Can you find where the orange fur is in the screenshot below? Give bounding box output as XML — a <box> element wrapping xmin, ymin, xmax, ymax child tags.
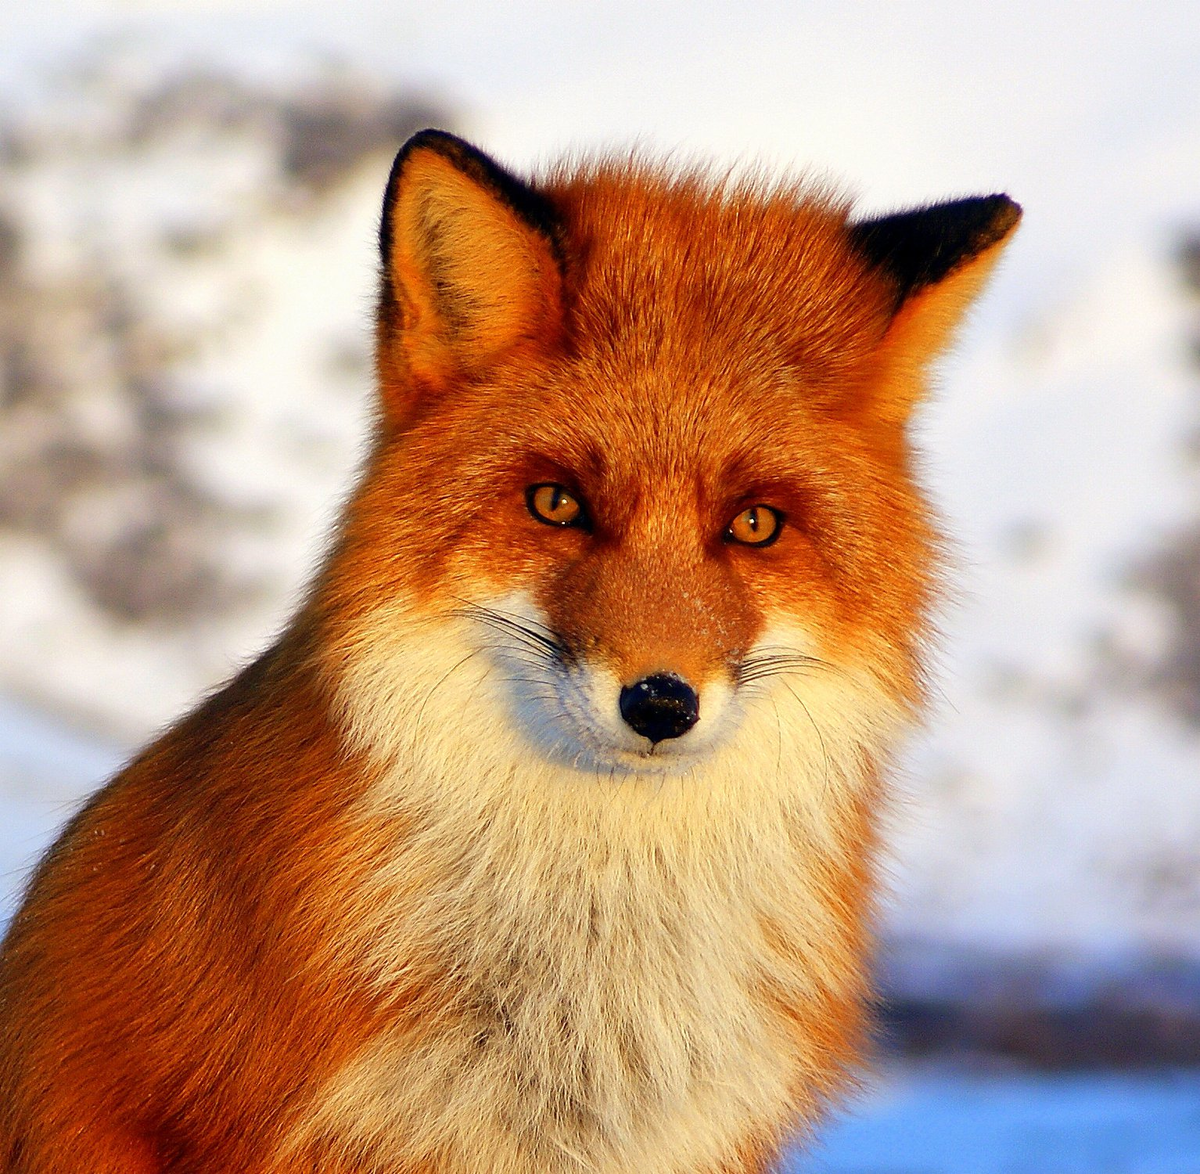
<box><xmin>0</xmin><ymin>131</ymin><xmax>1018</xmax><ymax>1173</ymax></box>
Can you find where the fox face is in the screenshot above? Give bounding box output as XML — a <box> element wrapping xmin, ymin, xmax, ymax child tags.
<box><xmin>346</xmin><ymin>345</ymin><xmax>885</xmax><ymax>776</ymax></box>
<box><xmin>318</xmin><ymin>133</ymin><xmax>1018</xmax><ymax>786</ymax></box>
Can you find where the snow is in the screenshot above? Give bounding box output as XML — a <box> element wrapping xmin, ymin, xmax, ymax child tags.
<box><xmin>790</xmin><ymin>1068</ymin><xmax>1200</xmax><ymax>1173</ymax></box>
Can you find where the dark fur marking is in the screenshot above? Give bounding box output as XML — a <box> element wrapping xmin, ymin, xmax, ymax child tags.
<box><xmin>849</xmin><ymin>195</ymin><xmax>1021</xmax><ymax>306</ymax></box>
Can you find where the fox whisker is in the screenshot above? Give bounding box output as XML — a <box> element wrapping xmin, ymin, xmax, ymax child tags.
<box><xmin>456</xmin><ymin>601</ymin><xmax>569</xmax><ymax>665</ymax></box>
<box><xmin>735</xmin><ymin>648</ymin><xmax>828</xmax><ymax>687</ymax></box>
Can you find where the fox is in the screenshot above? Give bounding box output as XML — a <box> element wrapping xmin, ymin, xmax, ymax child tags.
<box><xmin>0</xmin><ymin>129</ymin><xmax>1018</xmax><ymax>1173</ymax></box>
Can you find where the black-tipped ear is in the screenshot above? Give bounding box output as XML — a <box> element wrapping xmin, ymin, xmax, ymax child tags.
<box><xmin>375</xmin><ymin>130</ymin><xmax>565</xmax><ymax>412</ymax></box>
<box><xmin>849</xmin><ymin>195</ymin><xmax>1021</xmax><ymax>307</ymax></box>
<box><xmin>378</xmin><ymin>129</ymin><xmax>562</xmax><ymax>274</ymax></box>
<box><xmin>849</xmin><ymin>194</ymin><xmax>1021</xmax><ymax>426</ymax></box>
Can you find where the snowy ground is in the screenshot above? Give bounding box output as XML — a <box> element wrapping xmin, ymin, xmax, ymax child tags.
<box><xmin>790</xmin><ymin>1068</ymin><xmax>1200</xmax><ymax>1174</ymax></box>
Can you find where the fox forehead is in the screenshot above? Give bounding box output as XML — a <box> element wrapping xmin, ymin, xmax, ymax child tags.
<box><xmin>413</xmin><ymin>184</ymin><xmax>891</xmax><ymax>443</ymax></box>
<box><xmin>543</xmin><ymin>165</ymin><xmax>892</xmax><ymax>374</ymax></box>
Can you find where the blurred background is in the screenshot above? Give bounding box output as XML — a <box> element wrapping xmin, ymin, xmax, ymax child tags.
<box><xmin>2</xmin><ymin>2</ymin><xmax>1199</xmax><ymax>1168</ymax></box>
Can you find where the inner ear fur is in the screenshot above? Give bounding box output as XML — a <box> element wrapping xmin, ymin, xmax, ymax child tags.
<box><xmin>850</xmin><ymin>195</ymin><xmax>1022</xmax><ymax>426</ymax></box>
<box><xmin>377</xmin><ymin>130</ymin><xmax>565</xmax><ymax>411</ymax></box>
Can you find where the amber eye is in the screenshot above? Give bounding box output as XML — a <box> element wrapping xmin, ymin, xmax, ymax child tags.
<box><xmin>527</xmin><ymin>483</ymin><xmax>587</xmax><ymax>528</ymax></box>
<box><xmin>725</xmin><ymin>505</ymin><xmax>783</xmax><ymax>547</ymax></box>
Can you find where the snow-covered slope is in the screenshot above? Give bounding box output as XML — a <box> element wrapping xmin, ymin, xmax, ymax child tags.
<box><xmin>0</xmin><ymin>62</ymin><xmax>443</xmax><ymax>739</ymax></box>
<box><xmin>789</xmin><ymin>1068</ymin><xmax>1200</xmax><ymax>1173</ymax></box>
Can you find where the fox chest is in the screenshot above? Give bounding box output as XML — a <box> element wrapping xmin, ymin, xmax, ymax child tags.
<box><xmin>288</xmin><ymin>867</ymin><xmax>807</xmax><ymax>1174</ymax></box>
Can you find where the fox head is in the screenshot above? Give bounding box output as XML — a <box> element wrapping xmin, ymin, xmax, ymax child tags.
<box><xmin>317</xmin><ymin>130</ymin><xmax>1019</xmax><ymax>785</ymax></box>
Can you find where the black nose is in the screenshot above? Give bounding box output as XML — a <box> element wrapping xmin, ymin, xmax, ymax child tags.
<box><xmin>619</xmin><ymin>673</ymin><xmax>700</xmax><ymax>744</ymax></box>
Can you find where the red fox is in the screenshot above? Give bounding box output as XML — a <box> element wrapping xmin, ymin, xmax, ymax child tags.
<box><xmin>0</xmin><ymin>130</ymin><xmax>1018</xmax><ymax>1172</ymax></box>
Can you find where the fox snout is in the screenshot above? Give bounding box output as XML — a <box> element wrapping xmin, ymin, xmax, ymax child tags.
<box><xmin>464</xmin><ymin>589</ymin><xmax>745</xmax><ymax>772</ymax></box>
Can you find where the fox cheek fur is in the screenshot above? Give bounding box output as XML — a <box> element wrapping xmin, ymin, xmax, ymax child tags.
<box><xmin>0</xmin><ymin>127</ymin><xmax>1018</xmax><ymax>1173</ymax></box>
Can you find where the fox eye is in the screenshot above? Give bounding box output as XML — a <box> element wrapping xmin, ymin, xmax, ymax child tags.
<box><xmin>527</xmin><ymin>483</ymin><xmax>587</xmax><ymax>528</ymax></box>
<box><xmin>725</xmin><ymin>505</ymin><xmax>783</xmax><ymax>547</ymax></box>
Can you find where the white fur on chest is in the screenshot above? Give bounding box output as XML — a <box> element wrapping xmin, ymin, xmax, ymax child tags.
<box><xmin>286</xmin><ymin>607</ymin><xmax>900</xmax><ymax>1173</ymax></box>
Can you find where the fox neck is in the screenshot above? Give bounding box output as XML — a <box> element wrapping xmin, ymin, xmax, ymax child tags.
<box><xmin>292</xmin><ymin>598</ymin><xmax>901</xmax><ymax>1173</ymax></box>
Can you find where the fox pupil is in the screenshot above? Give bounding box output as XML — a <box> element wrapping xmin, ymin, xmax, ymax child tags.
<box><xmin>528</xmin><ymin>483</ymin><xmax>583</xmax><ymax>527</ymax></box>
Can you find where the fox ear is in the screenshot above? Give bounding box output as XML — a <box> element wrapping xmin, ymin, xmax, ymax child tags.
<box><xmin>377</xmin><ymin>130</ymin><xmax>564</xmax><ymax>414</ymax></box>
<box><xmin>850</xmin><ymin>194</ymin><xmax>1021</xmax><ymax>425</ymax></box>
